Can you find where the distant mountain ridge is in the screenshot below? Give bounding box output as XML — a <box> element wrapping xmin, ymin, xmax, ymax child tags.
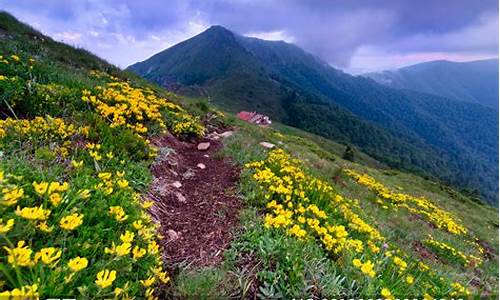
<box><xmin>127</xmin><ymin>25</ymin><xmax>499</xmax><ymax>205</ymax></box>
<box><xmin>363</xmin><ymin>59</ymin><xmax>499</xmax><ymax>109</ymax></box>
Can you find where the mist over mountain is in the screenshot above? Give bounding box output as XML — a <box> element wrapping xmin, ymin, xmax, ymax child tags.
<box><xmin>128</xmin><ymin>25</ymin><xmax>498</xmax><ymax>205</ymax></box>
<box><xmin>363</xmin><ymin>59</ymin><xmax>499</xmax><ymax>109</ymax></box>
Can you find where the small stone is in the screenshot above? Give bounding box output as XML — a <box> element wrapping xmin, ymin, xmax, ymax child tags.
<box><xmin>197</xmin><ymin>142</ymin><xmax>211</xmax><ymax>151</ymax></box>
<box><xmin>172</xmin><ymin>181</ymin><xmax>182</xmax><ymax>188</ymax></box>
<box><xmin>175</xmin><ymin>192</ymin><xmax>186</xmax><ymax>202</ymax></box>
<box><xmin>167</xmin><ymin>229</ymin><xmax>179</xmax><ymax>241</ymax></box>
<box><xmin>203</xmin><ymin>154</ymin><xmax>209</xmax><ymax>158</ymax></box>
<box><xmin>182</xmin><ymin>169</ymin><xmax>195</xmax><ymax>179</ymax></box>
<box><xmin>219</xmin><ymin>131</ymin><xmax>234</xmax><ymax>138</ymax></box>
<box><xmin>259</xmin><ymin>142</ymin><xmax>275</xmax><ymax>149</ymax></box>
<box><xmin>197</xmin><ymin>163</ymin><xmax>206</xmax><ymax>169</ymax></box>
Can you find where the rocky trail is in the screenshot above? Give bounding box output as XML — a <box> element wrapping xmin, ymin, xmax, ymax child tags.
<box><xmin>147</xmin><ymin>132</ymin><xmax>242</xmax><ymax>267</ymax></box>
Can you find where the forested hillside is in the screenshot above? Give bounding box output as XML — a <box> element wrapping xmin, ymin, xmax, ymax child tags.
<box><xmin>128</xmin><ymin>26</ymin><xmax>498</xmax><ymax>205</ymax></box>
<box><xmin>364</xmin><ymin>59</ymin><xmax>499</xmax><ymax>109</ymax></box>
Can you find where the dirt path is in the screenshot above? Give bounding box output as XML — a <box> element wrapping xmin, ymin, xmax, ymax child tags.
<box><xmin>147</xmin><ymin>133</ymin><xmax>242</xmax><ymax>266</ymax></box>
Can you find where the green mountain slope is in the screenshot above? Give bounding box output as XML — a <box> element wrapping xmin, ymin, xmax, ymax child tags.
<box><xmin>128</xmin><ymin>26</ymin><xmax>498</xmax><ymax>205</ymax></box>
<box><xmin>363</xmin><ymin>59</ymin><xmax>499</xmax><ymax>109</ymax></box>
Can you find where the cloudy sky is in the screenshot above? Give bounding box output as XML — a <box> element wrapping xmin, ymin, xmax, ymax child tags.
<box><xmin>1</xmin><ymin>0</ymin><xmax>498</xmax><ymax>73</ymax></box>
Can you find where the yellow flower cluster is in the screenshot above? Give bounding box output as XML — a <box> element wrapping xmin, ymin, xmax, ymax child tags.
<box><xmin>81</xmin><ymin>80</ymin><xmax>204</xmax><ymax>136</ymax></box>
<box><xmin>0</xmin><ymin>115</ymin><xmax>78</xmax><ymax>140</ymax></box>
<box><xmin>344</xmin><ymin>169</ymin><xmax>467</xmax><ymax>235</ymax></box>
<box><xmin>246</xmin><ymin>149</ymin><xmax>383</xmax><ymax>268</ymax></box>
<box><xmin>247</xmin><ymin>149</ymin><xmax>474</xmax><ymax>298</ymax></box>
<box><xmin>425</xmin><ymin>236</ymin><xmax>482</xmax><ymax>266</ymax></box>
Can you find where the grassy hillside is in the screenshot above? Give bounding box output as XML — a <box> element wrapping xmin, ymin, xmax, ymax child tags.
<box><xmin>0</xmin><ymin>12</ymin><xmax>498</xmax><ymax>299</ymax></box>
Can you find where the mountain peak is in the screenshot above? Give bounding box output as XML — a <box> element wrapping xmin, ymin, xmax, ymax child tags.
<box><xmin>203</xmin><ymin>25</ymin><xmax>233</xmax><ymax>36</ymax></box>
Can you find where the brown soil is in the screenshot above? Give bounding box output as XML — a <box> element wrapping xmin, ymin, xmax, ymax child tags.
<box><xmin>475</xmin><ymin>238</ymin><xmax>497</xmax><ymax>260</ymax></box>
<box><xmin>408</xmin><ymin>213</ymin><xmax>437</xmax><ymax>230</ymax></box>
<box><xmin>412</xmin><ymin>240</ymin><xmax>440</xmax><ymax>261</ymax></box>
<box><xmin>147</xmin><ymin>133</ymin><xmax>242</xmax><ymax>266</ymax></box>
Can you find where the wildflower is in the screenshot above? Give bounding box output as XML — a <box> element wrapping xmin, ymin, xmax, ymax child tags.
<box><xmin>0</xmin><ymin>218</ymin><xmax>15</xmax><ymax>233</ymax></box>
<box><xmin>77</xmin><ymin>189</ymin><xmax>91</xmax><ymax>199</ymax></box>
<box><xmin>103</xmin><ymin>187</ymin><xmax>113</xmax><ymax>195</ymax></box>
<box><xmin>49</xmin><ymin>193</ymin><xmax>62</xmax><ymax>206</ymax></box>
<box><xmin>60</xmin><ymin>213</ymin><xmax>84</xmax><ymax>230</ymax></box>
<box><xmin>132</xmin><ymin>246</ymin><xmax>147</xmax><ymax>259</ymax></box>
<box><xmin>33</xmin><ymin>181</ymin><xmax>49</xmax><ymax>195</ymax></box>
<box><xmin>109</xmin><ymin>206</ymin><xmax>128</xmax><ymax>221</ymax></box>
<box><xmin>406</xmin><ymin>275</ymin><xmax>414</xmax><ymax>284</ymax></box>
<box><xmin>10</xmin><ymin>54</ymin><xmax>20</xmax><ymax>61</ymax></box>
<box><xmin>48</xmin><ymin>181</ymin><xmax>69</xmax><ymax>194</ymax></box>
<box><xmin>2</xmin><ymin>187</ymin><xmax>24</xmax><ymax>206</ymax></box>
<box><xmin>68</xmin><ymin>257</ymin><xmax>88</xmax><ymax>272</ymax></box>
<box><xmin>36</xmin><ymin>221</ymin><xmax>54</xmax><ymax>233</ymax></box>
<box><xmin>4</xmin><ymin>241</ymin><xmax>33</xmax><ymax>267</ymax></box>
<box><xmin>148</xmin><ymin>240</ymin><xmax>159</xmax><ymax>254</ymax></box>
<box><xmin>117</xmin><ymin>179</ymin><xmax>129</xmax><ymax>188</ymax></box>
<box><xmin>0</xmin><ymin>284</ymin><xmax>38</xmax><ymax>297</ymax></box>
<box><xmin>95</xmin><ymin>269</ymin><xmax>117</xmax><ymax>289</ymax></box>
<box><xmin>152</xmin><ymin>266</ymin><xmax>170</xmax><ymax>284</ymax></box>
<box><xmin>98</xmin><ymin>172</ymin><xmax>112</xmax><ymax>181</ymax></box>
<box><xmin>140</xmin><ymin>276</ymin><xmax>155</xmax><ymax>287</ymax></box>
<box><xmin>352</xmin><ymin>258</ymin><xmax>362</xmax><ymax>267</ymax></box>
<box><xmin>141</xmin><ymin>200</ymin><xmax>154</xmax><ymax>209</ymax></box>
<box><xmin>16</xmin><ymin>205</ymin><xmax>51</xmax><ymax>220</ymax></box>
<box><xmin>360</xmin><ymin>260</ymin><xmax>376</xmax><ymax>278</ymax></box>
<box><xmin>116</xmin><ymin>171</ymin><xmax>125</xmax><ymax>177</ymax></box>
<box><xmin>105</xmin><ymin>242</ymin><xmax>131</xmax><ymax>256</ymax></box>
<box><xmin>89</xmin><ymin>150</ymin><xmax>102</xmax><ymax>161</ymax></box>
<box><xmin>381</xmin><ymin>288</ymin><xmax>394</xmax><ymax>299</ymax></box>
<box><xmin>35</xmin><ymin>247</ymin><xmax>62</xmax><ymax>265</ymax></box>
<box><xmin>120</xmin><ymin>231</ymin><xmax>135</xmax><ymax>243</ymax></box>
<box><xmin>71</xmin><ymin>160</ymin><xmax>84</xmax><ymax>168</ymax></box>
<box><xmin>132</xmin><ymin>220</ymin><xmax>144</xmax><ymax>230</ymax></box>
<box><xmin>106</xmin><ymin>151</ymin><xmax>114</xmax><ymax>159</ymax></box>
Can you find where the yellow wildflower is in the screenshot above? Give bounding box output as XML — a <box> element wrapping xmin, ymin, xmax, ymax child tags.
<box><xmin>36</xmin><ymin>221</ymin><xmax>54</xmax><ymax>233</ymax></box>
<box><xmin>71</xmin><ymin>160</ymin><xmax>84</xmax><ymax>168</ymax></box>
<box><xmin>132</xmin><ymin>246</ymin><xmax>147</xmax><ymax>259</ymax></box>
<box><xmin>2</xmin><ymin>187</ymin><xmax>24</xmax><ymax>206</ymax></box>
<box><xmin>117</xmin><ymin>179</ymin><xmax>129</xmax><ymax>188</ymax></box>
<box><xmin>0</xmin><ymin>218</ymin><xmax>15</xmax><ymax>233</ymax></box>
<box><xmin>77</xmin><ymin>189</ymin><xmax>91</xmax><ymax>199</ymax></box>
<box><xmin>109</xmin><ymin>206</ymin><xmax>128</xmax><ymax>221</ymax></box>
<box><xmin>132</xmin><ymin>220</ymin><xmax>144</xmax><ymax>230</ymax></box>
<box><xmin>16</xmin><ymin>205</ymin><xmax>51</xmax><ymax>220</ymax></box>
<box><xmin>381</xmin><ymin>288</ymin><xmax>394</xmax><ymax>299</ymax></box>
<box><xmin>34</xmin><ymin>247</ymin><xmax>62</xmax><ymax>265</ymax></box>
<box><xmin>68</xmin><ymin>256</ymin><xmax>88</xmax><ymax>272</ymax></box>
<box><xmin>59</xmin><ymin>213</ymin><xmax>84</xmax><ymax>230</ymax></box>
<box><xmin>49</xmin><ymin>193</ymin><xmax>62</xmax><ymax>206</ymax></box>
<box><xmin>4</xmin><ymin>241</ymin><xmax>33</xmax><ymax>267</ymax></box>
<box><xmin>0</xmin><ymin>284</ymin><xmax>38</xmax><ymax>297</ymax></box>
<box><xmin>32</xmin><ymin>181</ymin><xmax>49</xmax><ymax>195</ymax></box>
<box><xmin>140</xmin><ymin>276</ymin><xmax>155</xmax><ymax>287</ymax></box>
<box><xmin>95</xmin><ymin>269</ymin><xmax>117</xmax><ymax>289</ymax></box>
<box><xmin>120</xmin><ymin>231</ymin><xmax>135</xmax><ymax>243</ymax></box>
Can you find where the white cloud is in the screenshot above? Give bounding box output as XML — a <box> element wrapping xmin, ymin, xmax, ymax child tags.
<box><xmin>53</xmin><ymin>31</ymin><xmax>82</xmax><ymax>42</ymax></box>
<box><xmin>245</xmin><ymin>30</ymin><xmax>295</xmax><ymax>42</ymax></box>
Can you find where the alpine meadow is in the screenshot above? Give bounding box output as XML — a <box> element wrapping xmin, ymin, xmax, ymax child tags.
<box><xmin>0</xmin><ymin>1</ymin><xmax>498</xmax><ymax>299</ymax></box>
